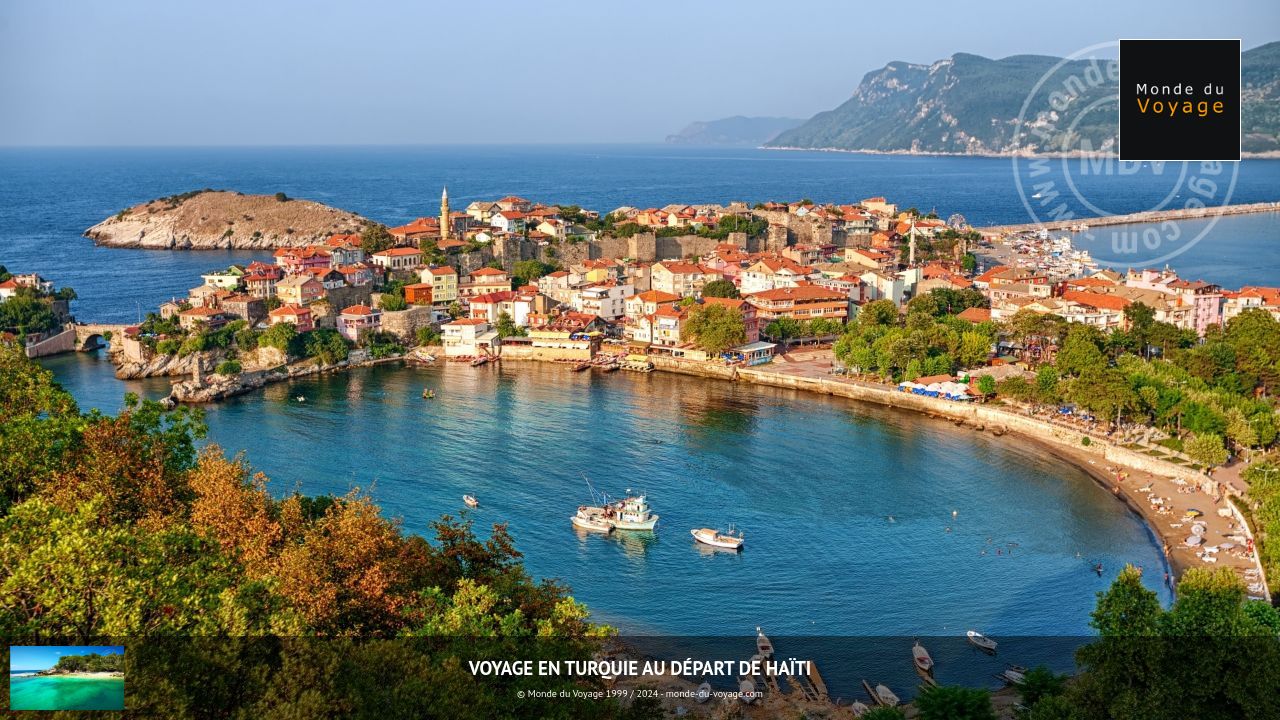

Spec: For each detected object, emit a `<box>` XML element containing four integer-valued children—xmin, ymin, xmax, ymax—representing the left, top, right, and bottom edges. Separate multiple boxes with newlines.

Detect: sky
<box><xmin>1</xmin><ymin>0</ymin><xmax>1276</xmax><ymax>146</ymax></box>
<box><xmin>9</xmin><ymin>646</ymin><xmax>125</xmax><ymax>671</ymax></box>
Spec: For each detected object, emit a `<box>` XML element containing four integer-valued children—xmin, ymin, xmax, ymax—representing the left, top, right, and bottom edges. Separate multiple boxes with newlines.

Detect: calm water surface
<box><xmin>42</xmin><ymin>351</ymin><xmax>1173</xmax><ymax>694</ymax></box>
<box><xmin>8</xmin><ymin>675</ymin><xmax>125</xmax><ymax>711</ymax></box>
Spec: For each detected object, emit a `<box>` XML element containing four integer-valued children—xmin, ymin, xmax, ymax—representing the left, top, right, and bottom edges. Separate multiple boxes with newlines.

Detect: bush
<box><xmin>274</xmin><ymin>192</ymin><xmax>289</xmax><ymax>202</ymax></box>
<box><xmin>215</xmin><ymin>360</ymin><xmax>242</xmax><ymax>376</ymax></box>
<box><xmin>156</xmin><ymin>338</ymin><xmax>181</xmax><ymax>355</ymax></box>
<box><xmin>1082</xmin><ymin>436</ymin><xmax>1092</xmax><ymax>446</ymax></box>
<box><xmin>415</xmin><ymin>326</ymin><xmax>441</xmax><ymax>346</ymax></box>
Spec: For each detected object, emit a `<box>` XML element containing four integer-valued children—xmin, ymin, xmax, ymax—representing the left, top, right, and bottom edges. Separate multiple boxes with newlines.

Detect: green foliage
<box><xmin>379</xmin><ymin>292</ymin><xmax>408</xmax><ymax>311</ymax></box>
<box><xmin>701</xmin><ymin>279</ymin><xmax>740</xmax><ymax>299</ymax></box>
<box><xmin>0</xmin><ymin>291</ymin><xmax>59</xmax><ymax>337</ymax></box>
<box><xmin>303</xmin><ymin>328</ymin><xmax>350</xmax><ymax>365</ymax></box>
<box><xmin>976</xmin><ymin>375</ymin><xmax>996</xmax><ymax>396</ymax></box>
<box><xmin>512</xmin><ymin>259</ymin><xmax>556</xmax><ymax>286</ymax></box>
<box><xmin>52</xmin><ymin>651</ymin><xmax>123</xmax><ymax>673</ymax></box>
<box><xmin>360</xmin><ymin>223</ymin><xmax>395</xmax><ymax>255</ymax></box>
<box><xmin>415</xmin><ymin>325</ymin><xmax>441</xmax><ymax>346</ymax></box>
<box><xmin>214</xmin><ymin>360</ymin><xmax>242</xmax><ymax>376</ymax></box>
<box><xmin>494</xmin><ymin>312</ymin><xmax>526</xmax><ymax>339</ymax></box>
<box><xmin>1185</xmin><ymin>432</ymin><xmax>1228</xmax><ymax>468</ymax></box>
<box><xmin>0</xmin><ymin>348</ymin><xmax>617</xmax><ymax>716</ymax></box>
<box><xmin>915</xmin><ymin>684</ymin><xmax>995</xmax><ymax>720</ymax></box>
<box><xmin>682</xmin><ymin>304</ymin><xmax>746</xmax><ymax>355</ymax></box>
<box><xmin>259</xmin><ymin>322</ymin><xmax>298</xmax><ymax>354</ymax></box>
<box><xmin>861</xmin><ymin>707</ymin><xmax>907</xmax><ymax>720</ymax></box>
<box><xmin>274</xmin><ymin>192</ymin><xmax>289</xmax><ymax>202</ymax></box>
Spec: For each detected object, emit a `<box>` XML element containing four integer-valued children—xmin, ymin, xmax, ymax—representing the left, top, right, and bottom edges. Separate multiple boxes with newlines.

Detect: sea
<box><xmin>4</xmin><ymin>146</ymin><xmax>1278</xmax><ymax>698</ymax></box>
<box><xmin>7</xmin><ymin>675</ymin><xmax>125</xmax><ymax>712</ymax></box>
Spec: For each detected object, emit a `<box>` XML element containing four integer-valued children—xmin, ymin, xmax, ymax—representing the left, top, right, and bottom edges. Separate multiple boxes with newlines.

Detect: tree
<box><xmin>302</xmin><ymin>329</ymin><xmax>349</xmax><ymax>365</ymax></box>
<box><xmin>360</xmin><ymin>223</ymin><xmax>395</xmax><ymax>255</ymax></box>
<box><xmin>1185</xmin><ymin>432</ymin><xmax>1228</xmax><ymax>469</ymax></box>
<box><xmin>915</xmin><ymin>685</ymin><xmax>995</xmax><ymax>720</ymax></box>
<box><xmin>494</xmin><ymin>312</ymin><xmax>526</xmax><ymax>339</ymax></box>
<box><xmin>512</xmin><ymin>259</ymin><xmax>555</xmax><ymax>286</ymax></box>
<box><xmin>682</xmin><ymin>304</ymin><xmax>746</xmax><ymax>355</ymax></box>
<box><xmin>214</xmin><ymin>360</ymin><xmax>242</xmax><ymax>376</ymax></box>
<box><xmin>764</xmin><ymin>318</ymin><xmax>802</xmax><ymax>344</ymax></box>
<box><xmin>961</xmin><ymin>252</ymin><xmax>977</xmax><ymax>273</ymax></box>
<box><xmin>859</xmin><ymin>299</ymin><xmax>899</xmax><ymax>327</ymax></box>
<box><xmin>976</xmin><ymin>374</ymin><xmax>996</xmax><ymax>397</ymax></box>
<box><xmin>259</xmin><ymin>322</ymin><xmax>297</xmax><ymax>354</ymax></box>
<box><xmin>701</xmin><ymin>279</ymin><xmax>740</xmax><ymax>299</ymax></box>
<box><xmin>1018</xmin><ymin>666</ymin><xmax>1067</xmax><ymax>708</ymax></box>
<box><xmin>274</xmin><ymin>192</ymin><xmax>290</xmax><ymax>202</ymax></box>
<box><xmin>416</xmin><ymin>326</ymin><xmax>441</xmax><ymax>346</ymax></box>
<box><xmin>379</xmin><ymin>293</ymin><xmax>407</xmax><ymax>312</ymax></box>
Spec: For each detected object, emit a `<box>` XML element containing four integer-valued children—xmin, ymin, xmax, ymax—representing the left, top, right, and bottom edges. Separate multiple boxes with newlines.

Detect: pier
<box><xmin>979</xmin><ymin>200</ymin><xmax>1280</xmax><ymax>235</ymax></box>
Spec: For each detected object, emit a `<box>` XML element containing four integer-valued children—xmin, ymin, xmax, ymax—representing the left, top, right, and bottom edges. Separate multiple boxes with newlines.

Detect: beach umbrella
<box><xmin>1185</xmin><ymin>509</ymin><xmax>1204</xmax><ymax>518</ymax></box>
<box><xmin>1184</xmin><ymin>535</ymin><xmax>1204</xmax><ymax>547</ymax></box>
<box><xmin>1220</xmin><ymin>542</ymin><xmax>1236</xmax><ymax>550</ymax></box>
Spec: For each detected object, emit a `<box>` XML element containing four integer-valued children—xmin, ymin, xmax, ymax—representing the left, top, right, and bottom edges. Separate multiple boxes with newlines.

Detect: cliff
<box><xmin>767</xmin><ymin>41</ymin><xmax>1280</xmax><ymax>155</ymax></box>
<box><xmin>84</xmin><ymin>190</ymin><xmax>368</xmax><ymax>250</ymax></box>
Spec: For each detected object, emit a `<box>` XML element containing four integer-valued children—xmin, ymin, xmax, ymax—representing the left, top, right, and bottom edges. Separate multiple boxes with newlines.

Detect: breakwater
<box><xmin>981</xmin><ymin>200</ymin><xmax>1280</xmax><ymax>234</ymax></box>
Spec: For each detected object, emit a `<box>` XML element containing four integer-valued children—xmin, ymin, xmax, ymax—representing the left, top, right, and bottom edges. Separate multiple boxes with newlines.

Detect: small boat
<box><xmin>422</xmin><ymin>389</ymin><xmax>435</xmax><ymax>399</ymax></box>
<box><xmin>470</xmin><ymin>356</ymin><xmax>489</xmax><ymax>367</ymax></box>
<box><xmin>967</xmin><ymin>630</ymin><xmax>998</xmax><ymax>653</ymax></box>
<box><xmin>912</xmin><ymin>641</ymin><xmax>934</xmax><ymax>674</ymax></box>
<box><xmin>875</xmin><ymin>684</ymin><xmax>900</xmax><ymax>707</ymax></box>
<box><xmin>998</xmin><ymin>667</ymin><xmax>1027</xmax><ymax>685</ymax></box>
<box><xmin>691</xmin><ymin>526</ymin><xmax>744</xmax><ymax>550</ymax></box>
<box><xmin>463</xmin><ymin>494</ymin><xmax>479</xmax><ymax>508</ymax></box>
<box><xmin>756</xmin><ymin>627</ymin><xmax>774</xmax><ymax>658</ymax></box>
<box><xmin>695</xmin><ymin>681</ymin><xmax>711</xmax><ymax>704</ymax></box>
<box><xmin>850</xmin><ymin>700</ymin><xmax>871</xmax><ymax>716</ymax></box>
<box><xmin>295</xmin><ymin>395</ymin><xmax>306</xmax><ymax>403</ymax></box>
<box><xmin>571</xmin><ymin>507</ymin><xmax>614</xmax><ymax>534</ymax></box>
<box><xmin>738</xmin><ymin>676</ymin><xmax>757</xmax><ymax>704</ymax></box>
<box><xmin>573</xmin><ymin>362</ymin><xmax>591</xmax><ymax>372</ymax></box>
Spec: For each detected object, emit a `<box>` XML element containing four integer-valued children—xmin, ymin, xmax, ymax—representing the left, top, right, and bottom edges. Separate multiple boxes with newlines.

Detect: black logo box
<box><xmin>1119</xmin><ymin>39</ymin><xmax>1241</xmax><ymax>161</ymax></box>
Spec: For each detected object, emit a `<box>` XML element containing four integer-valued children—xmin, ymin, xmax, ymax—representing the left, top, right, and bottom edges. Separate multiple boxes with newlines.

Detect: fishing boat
<box><xmin>695</xmin><ymin>681</ymin><xmax>711</xmax><ymax>704</ymax></box>
<box><xmin>573</xmin><ymin>362</ymin><xmax>591</xmax><ymax>372</ymax></box>
<box><xmin>912</xmin><ymin>641</ymin><xmax>934</xmax><ymax>673</ymax></box>
<box><xmin>691</xmin><ymin>526</ymin><xmax>744</xmax><ymax>550</ymax></box>
<box><xmin>463</xmin><ymin>494</ymin><xmax>479</xmax><ymax>508</ymax></box>
<box><xmin>967</xmin><ymin>630</ymin><xmax>998</xmax><ymax>653</ymax></box>
<box><xmin>470</xmin><ymin>356</ymin><xmax>489</xmax><ymax>367</ymax></box>
<box><xmin>571</xmin><ymin>506</ymin><xmax>614</xmax><ymax>534</ymax></box>
<box><xmin>607</xmin><ymin>493</ymin><xmax>659</xmax><ymax>531</ymax></box>
<box><xmin>756</xmin><ymin>627</ymin><xmax>773</xmax><ymax>658</ymax></box>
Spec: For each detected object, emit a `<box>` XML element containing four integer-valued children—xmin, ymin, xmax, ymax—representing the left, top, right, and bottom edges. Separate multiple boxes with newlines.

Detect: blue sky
<box><xmin>9</xmin><ymin>646</ymin><xmax>124</xmax><ymax>671</ymax></box>
<box><xmin>0</xmin><ymin>0</ymin><xmax>1276</xmax><ymax>145</ymax></box>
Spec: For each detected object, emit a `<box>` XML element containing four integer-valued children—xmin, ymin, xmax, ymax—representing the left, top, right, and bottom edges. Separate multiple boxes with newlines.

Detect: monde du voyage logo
<box><xmin>1120</xmin><ymin>39</ymin><xmax>1241</xmax><ymax>161</ymax></box>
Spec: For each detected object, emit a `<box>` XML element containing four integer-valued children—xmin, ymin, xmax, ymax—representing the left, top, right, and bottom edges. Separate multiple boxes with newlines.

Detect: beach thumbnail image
<box><xmin>8</xmin><ymin>645</ymin><xmax>125</xmax><ymax>711</ymax></box>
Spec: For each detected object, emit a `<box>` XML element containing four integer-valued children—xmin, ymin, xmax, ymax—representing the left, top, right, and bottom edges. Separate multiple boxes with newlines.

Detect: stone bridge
<box><xmin>74</xmin><ymin>322</ymin><xmax>132</xmax><ymax>351</ymax></box>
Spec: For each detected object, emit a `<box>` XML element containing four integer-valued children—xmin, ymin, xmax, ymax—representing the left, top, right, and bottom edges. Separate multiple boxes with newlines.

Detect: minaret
<box><xmin>440</xmin><ymin>186</ymin><xmax>451</xmax><ymax>241</ymax></box>
<box><xmin>908</xmin><ymin>217</ymin><xmax>917</xmax><ymax>266</ymax></box>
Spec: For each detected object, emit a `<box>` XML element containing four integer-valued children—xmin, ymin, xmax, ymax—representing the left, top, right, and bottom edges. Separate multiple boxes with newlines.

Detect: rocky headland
<box><xmin>84</xmin><ymin>189</ymin><xmax>368</xmax><ymax>250</ymax></box>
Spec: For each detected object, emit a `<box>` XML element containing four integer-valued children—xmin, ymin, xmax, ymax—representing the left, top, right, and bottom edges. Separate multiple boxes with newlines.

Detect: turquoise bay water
<box><xmin>8</xmin><ymin>675</ymin><xmax>125</xmax><ymax>711</ymax></box>
<box><xmin>43</xmin><ymin>352</ymin><xmax>1173</xmax><ymax>695</ymax></box>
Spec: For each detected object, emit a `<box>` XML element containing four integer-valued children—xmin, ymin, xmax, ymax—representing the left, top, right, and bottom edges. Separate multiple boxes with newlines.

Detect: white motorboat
<box><xmin>967</xmin><ymin>630</ymin><xmax>998</xmax><ymax>653</ymax></box>
<box><xmin>875</xmin><ymin>684</ymin><xmax>899</xmax><ymax>706</ymax></box>
<box><xmin>462</xmin><ymin>494</ymin><xmax>479</xmax><ymax>508</ymax></box>
<box><xmin>756</xmin><ymin>626</ymin><xmax>774</xmax><ymax>658</ymax></box>
<box><xmin>912</xmin><ymin>641</ymin><xmax>934</xmax><ymax>673</ymax></box>
<box><xmin>571</xmin><ymin>506</ymin><xmax>614</xmax><ymax>534</ymax></box>
<box><xmin>695</xmin><ymin>681</ymin><xmax>711</xmax><ymax>704</ymax></box>
<box><xmin>691</xmin><ymin>526</ymin><xmax>744</xmax><ymax>550</ymax></box>
<box><xmin>850</xmin><ymin>700</ymin><xmax>871</xmax><ymax>716</ymax></box>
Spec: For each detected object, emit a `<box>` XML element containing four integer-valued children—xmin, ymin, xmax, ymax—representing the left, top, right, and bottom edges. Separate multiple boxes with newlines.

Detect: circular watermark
<box><xmin>1010</xmin><ymin>41</ymin><xmax>1238</xmax><ymax>268</ymax></box>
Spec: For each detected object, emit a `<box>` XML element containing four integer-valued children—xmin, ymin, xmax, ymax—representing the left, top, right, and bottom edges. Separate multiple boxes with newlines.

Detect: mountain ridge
<box><xmin>764</xmin><ymin>42</ymin><xmax>1280</xmax><ymax>155</ymax></box>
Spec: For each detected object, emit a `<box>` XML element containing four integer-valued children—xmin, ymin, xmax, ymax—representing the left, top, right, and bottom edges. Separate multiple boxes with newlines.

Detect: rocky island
<box><xmin>84</xmin><ymin>189</ymin><xmax>368</xmax><ymax>250</ymax></box>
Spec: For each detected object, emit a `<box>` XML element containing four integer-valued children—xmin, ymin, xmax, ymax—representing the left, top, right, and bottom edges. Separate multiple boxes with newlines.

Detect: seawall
<box><xmin>980</xmin><ymin>201</ymin><xmax>1280</xmax><ymax>234</ymax></box>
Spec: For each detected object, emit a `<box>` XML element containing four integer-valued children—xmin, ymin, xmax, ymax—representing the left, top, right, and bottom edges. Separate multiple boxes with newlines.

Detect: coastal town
<box><xmin>4</xmin><ymin>189</ymin><xmax>1280</xmax><ymax>716</ymax></box>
